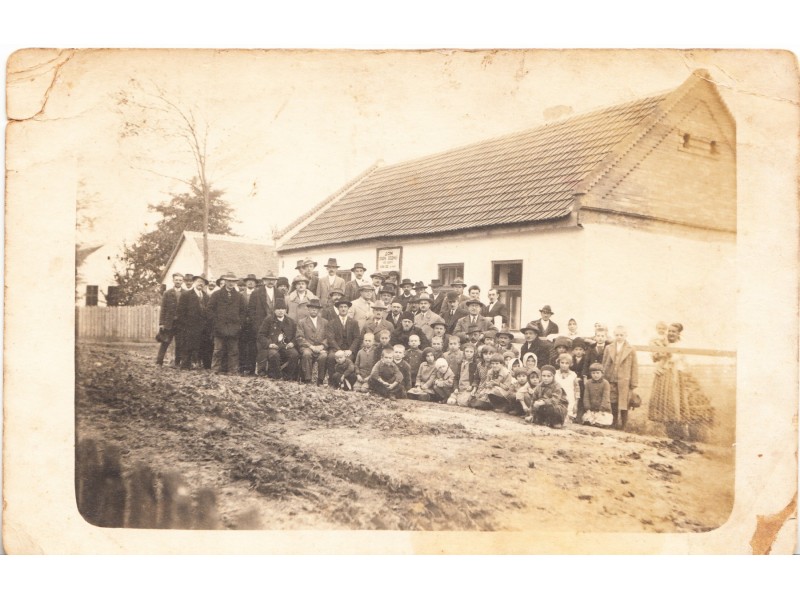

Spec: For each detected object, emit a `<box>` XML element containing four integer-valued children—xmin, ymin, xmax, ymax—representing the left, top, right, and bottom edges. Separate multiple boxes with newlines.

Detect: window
<box><xmin>86</xmin><ymin>285</ymin><xmax>99</xmax><ymax>307</ymax></box>
<box><xmin>106</xmin><ymin>286</ymin><xmax>120</xmax><ymax>307</ymax></box>
<box><xmin>492</xmin><ymin>261</ymin><xmax>522</xmax><ymax>329</ymax></box>
<box><xmin>438</xmin><ymin>263</ymin><xmax>464</xmax><ymax>287</ymax></box>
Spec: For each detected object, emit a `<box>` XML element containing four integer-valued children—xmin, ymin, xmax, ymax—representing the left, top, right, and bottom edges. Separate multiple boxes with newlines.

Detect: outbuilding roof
<box><xmin>279</xmin><ymin>70</ymin><xmax>732</xmax><ymax>251</ymax></box>
<box><xmin>162</xmin><ymin>231</ymin><xmax>278</xmax><ymax>281</ymax></box>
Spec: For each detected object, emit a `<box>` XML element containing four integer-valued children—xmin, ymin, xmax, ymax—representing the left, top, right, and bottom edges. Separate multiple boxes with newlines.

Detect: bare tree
<box><xmin>114</xmin><ymin>79</ymin><xmax>216</xmax><ymax>275</ymax></box>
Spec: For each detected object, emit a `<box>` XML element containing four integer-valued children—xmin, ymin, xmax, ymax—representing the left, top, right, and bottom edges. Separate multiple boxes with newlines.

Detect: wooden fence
<box><xmin>76</xmin><ymin>305</ymin><xmax>161</xmax><ymax>342</ymax></box>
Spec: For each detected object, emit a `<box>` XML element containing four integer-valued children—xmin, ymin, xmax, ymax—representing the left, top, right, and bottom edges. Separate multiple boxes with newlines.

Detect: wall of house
<box><xmin>279</xmin><ymin>219</ymin><xmax>735</xmax><ymax>351</ymax></box>
<box><xmin>76</xmin><ymin>245</ymin><xmax>120</xmax><ymax>307</ymax></box>
<box><xmin>160</xmin><ymin>241</ymin><xmax>204</xmax><ymax>287</ymax></box>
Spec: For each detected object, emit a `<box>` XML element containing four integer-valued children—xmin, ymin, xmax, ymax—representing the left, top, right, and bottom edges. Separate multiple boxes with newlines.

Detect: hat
<box><xmin>371</xmin><ymin>300</ymin><xmax>387</xmax><ymax>311</ymax></box>
<box><xmin>539</xmin><ymin>304</ymin><xmax>554</xmax><ymax>315</ymax></box>
<box><xmin>262</xmin><ymin>270</ymin><xmax>278</xmax><ymax>280</ymax></box>
<box><xmin>407</xmin><ymin>296</ymin><xmax>420</xmax><ymax>304</ymax></box>
<box><xmin>334</xmin><ymin>298</ymin><xmax>352</xmax><ymax>308</ymax></box>
<box><xmin>496</xmin><ymin>330</ymin><xmax>514</xmax><ymax>339</ymax></box>
<box><xmin>324</xmin><ymin>258</ymin><xmax>339</xmax><ymax>268</ymax></box>
<box><xmin>465</xmin><ymin>298</ymin><xmax>483</xmax><ymax>307</ymax></box>
<box><xmin>446</xmin><ymin>291</ymin><xmax>460</xmax><ymax>301</ymax></box>
<box><xmin>215</xmin><ymin>277</ymin><xmax>224</xmax><ymax>287</ymax></box>
<box><xmin>243</xmin><ymin>273</ymin><xmax>258</xmax><ymax>282</ymax></box>
<box><xmin>430</xmin><ymin>278</ymin><xmax>442</xmax><ymax>288</ymax></box>
<box><xmin>193</xmin><ymin>274</ymin><xmax>209</xmax><ymax>283</ymax></box>
<box><xmin>502</xmin><ymin>350</ymin><xmax>516</xmax><ymax>359</ymax></box>
<box><xmin>293</xmin><ymin>274</ymin><xmax>309</xmax><ymax>284</ymax></box>
<box><xmin>512</xmin><ymin>366</ymin><xmax>528</xmax><ymax>377</ymax></box>
<box><xmin>328</xmin><ymin>289</ymin><xmax>344</xmax><ymax>298</ymax></box>
<box><xmin>571</xmin><ymin>337</ymin><xmax>586</xmax><ymax>349</ymax></box>
<box><xmin>302</xmin><ymin>258</ymin><xmax>318</xmax><ymax>268</ymax></box>
<box><xmin>400</xmin><ymin>278</ymin><xmax>413</xmax><ymax>287</ymax></box>
<box><xmin>274</xmin><ymin>298</ymin><xmax>287</xmax><ymax>311</ymax></box>
<box><xmin>417</xmin><ymin>293</ymin><xmax>431</xmax><ymax>302</ymax></box>
<box><xmin>307</xmin><ymin>298</ymin><xmax>322</xmax><ymax>309</ymax></box>
<box><xmin>434</xmin><ymin>357</ymin><xmax>449</xmax><ymax>369</ymax></box>
<box><xmin>294</xmin><ymin>259</ymin><xmax>305</xmax><ymax>270</ymax></box>
<box><xmin>400</xmin><ymin>311</ymin><xmax>415</xmax><ymax>322</ymax></box>
<box><xmin>370</xmin><ymin>272</ymin><xmax>385</xmax><ymax>280</ymax></box>
<box><xmin>483</xmin><ymin>330</ymin><xmax>497</xmax><ymax>339</ymax></box>
<box><xmin>276</xmin><ymin>276</ymin><xmax>290</xmax><ymax>288</ymax></box>
<box><xmin>527</xmin><ymin>367</ymin><xmax>541</xmax><ymax>378</ymax></box>
<box><xmin>540</xmin><ymin>365</ymin><xmax>556</xmax><ymax>375</ymax></box>
<box><xmin>467</xmin><ymin>324</ymin><xmax>481</xmax><ymax>334</ymax></box>
<box><xmin>589</xmin><ymin>362</ymin><xmax>604</xmax><ymax>372</ymax></box>
<box><xmin>184</xmin><ymin>273</ymin><xmax>194</xmax><ymax>281</ymax></box>
<box><xmin>553</xmin><ymin>336</ymin><xmax>572</xmax><ymax>349</ymax></box>
<box><xmin>520</xmin><ymin>324</ymin><xmax>540</xmax><ymax>335</ymax></box>
<box><xmin>451</xmin><ymin>277</ymin><xmax>466</xmax><ymax>287</ymax></box>
<box><xmin>380</xmin><ymin>285</ymin><xmax>396</xmax><ymax>295</ymax></box>
<box><xmin>351</xmin><ymin>262</ymin><xmax>366</xmax><ymax>272</ymax></box>
<box><xmin>414</xmin><ymin>281</ymin><xmax>427</xmax><ymax>290</ymax></box>
<box><xmin>457</xmin><ymin>333</ymin><xmax>468</xmax><ymax>344</ymax></box>
<box><xmin>221</xmin><ymin>271</ymin><xmax>238</xmax><ymax>281</ymax></box>
<box><xmin>359</xmin><ymin>282</ymin><xmax>374</xmax><ymax>291</ymax></box>
<box><xmin>489</xmin><ymin>353</ymin><xmax>505</xmax><ymax>364</ymax></box>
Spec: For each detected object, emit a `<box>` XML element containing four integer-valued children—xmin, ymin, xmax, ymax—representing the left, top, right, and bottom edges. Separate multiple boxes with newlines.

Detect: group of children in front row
<box><xmin>328</xmin><ymin>323</ymin><xmax>616</xmax><ymax>430</ymax></box>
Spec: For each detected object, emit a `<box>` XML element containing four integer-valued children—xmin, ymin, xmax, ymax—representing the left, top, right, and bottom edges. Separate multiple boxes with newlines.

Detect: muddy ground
<box><xmin>75</xmin><ymin>342</ymin><xmax>734</xmax><ymax>532</ymax></box>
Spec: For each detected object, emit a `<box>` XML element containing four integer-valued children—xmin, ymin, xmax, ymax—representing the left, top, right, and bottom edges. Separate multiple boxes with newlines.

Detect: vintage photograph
<box><xmin>4</xmin><ymin>48</ymin><xmax>798</xmax><ymax>552</ymax></box>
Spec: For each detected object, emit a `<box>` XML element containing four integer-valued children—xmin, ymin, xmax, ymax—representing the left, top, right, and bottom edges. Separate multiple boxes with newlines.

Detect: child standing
<box><xmin>368</xmin><ymin>347</ymin><xmax>406</xmax><ymax>399</ymax></box>
<box><xmin>443</xmin><ymin>336</ymin><xmax>464</xmax><ymax>377</ymax></box>
<box><xmin>570</xmin><ymin>337</ymin><xmax>588</xmax><ymax>422</ymax></box>
<box><xmin>329</xmin><ymin>350</ymin><xmax>357</xmax><ymax>390</ymax></box>
<box><xmin>430</xmin><ymin>336</ymin><xmax>445</xmax><ymax>361</ymax></box>
<box><xmin>405</xmin><ymin>334</ymin><xmax>424</xmax><ymax>386</ymax></box>
<box><xmin>555</xmin><ymin>352</ymin><xmax>581</xmax><ymax>423</ymax></box>
<box><xmin>601</xmin><ymin>325</ymin><xmax>639</xmax><ymax>430</ymax></box>
<box><xmin>530</xmin><ymin>365</ymin><xmax>568</xmax><ymax>428</ymax></box>
<box><xmin>448</xmin><ymin>342</ymin><xmax>478</xmax><ymax>406</ymax></box>
<box><xmin>353</xmin><ymin>332</ymin><xmax>378</xmax><ymax>392</ymax></box>
<box><xmin>582</xmin><ymin>362</ymin><xmax>613</xmax><ymax>427</ymax></box>
<box><xmin>392</xmin><ymin>344</ymin><xmax>412</xmax><ymax>396</ymax></box>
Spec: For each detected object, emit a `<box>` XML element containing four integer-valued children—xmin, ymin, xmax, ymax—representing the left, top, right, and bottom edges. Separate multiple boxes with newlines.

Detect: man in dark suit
<box><xmin>207</xmin><ymin>272</ymin><xmax>246</xmax><ymax>374</ymax></box>
<box><xmin>257</xmin><ymin>298</ymin><xmax>299</xmax><ymax>380</ymax></box>
<box><xmin>528</xmin><ymin>304</ymin><xmax>559</xmax><ymax>341</ymax></box>
<box><xmin>253</xmin><ymin>270</ymin><xmax>282</xmax><ymax>328</ymax></box>
<box><xmin>176</xmin><ymin>274</ymin><xmax>210</xmax><ymax>369</ymax></box>
<box><xmin>296</xmin><ymin>298</ymin><xmax>328</xmax><ymax>385</ymax></box>
<box><xmin>518</xmin><ymin>324</ymin><xmax>553</xmax><ymax>371</ymax></box>
<box><xmin>386</xmin><ymin>298</ymin><xmax>404</xmax><ymax>330</ymax></box>
<box><xmin>239</xmin><ymin>274</ymin><xmax>260</xmax><ymax>375</ymax></box>
<box><xmin>429</xmin><ymin>279</ymin><xmax>446</xmax><ymax>315</ymax></box>
<box><xmin>325</xmin><ymin>298</ymin><xmax>361</xmax><ymax>380</ymax></box>
<box><xmin>156</xmin><ymin>272</ymin><xmax>185</xmax><ymax>366</ymax></box>
<box><xmin>453</xmin><ymin>299</ymin><xmax>498</xmax><ymax>338</ymax></box>
<box><xmin>441</xmin><ymin>291</ymin><xmax>469</xmax><ymax>334</ymax></box>
<box><xmin>484</xmin><ymin>287</ymin><xmax>510</xmax><ymax>327</ymax></box>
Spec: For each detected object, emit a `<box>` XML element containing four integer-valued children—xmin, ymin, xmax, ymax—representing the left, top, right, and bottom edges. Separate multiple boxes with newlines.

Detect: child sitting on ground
<box><xmin>448</xmin><ymin>342</ymin><xmax>478</xmax><ymax>406</ymax></box>
<box><xmin>506</xmin><ymin>367</ymin><xmax>530</xmax><ymax>416</ymax></box>
<box><xmin>427</xmin><ymin>357</ymin><xmax>455</xmax><ymax>403</ymax></box>
<box><xmin>473</xmin><ymin>353</ymin><xmax>514</xmax><ymax>411</ymax></box>
<box><xmin>555</xmin><ymin>352</ymin><xmax>581</xmax><ymax>423</ymax></box>
<box><xmin>407</xmin><ymin>347</ymin><xmax>437</xmax><ymax>400</ymax></box>
<box><xmin>581</xmin><ymin>362</ymin><xmax>613</xmax><ymax>427</ymax></box>
<box><xmin>353</xmin><ymin>332</ymin><xmax>377</xmax><ymax>392</ymax></box>
<box><xmin>329</xmin><ymin>350</ymin><xmax>357</xmax><ymax>390</ymax></box>
<box><xmin>368</xmin><ymin>347</ymin><xmax>405</xmax><ymax>399</ymax></box>
<box><xmin>516</xmin><ymin>368</ymin><xmax>541</xmax><ymax>417</ymax></box>
<box><xmin>529</xmin><ymin>365</ymin><xmax>568</xmax><ymax>428</ymax></box>
<box><xmin>405</xmin><ymin>334</ymin><xmax>424</xmax><ymax>387</ymax></box>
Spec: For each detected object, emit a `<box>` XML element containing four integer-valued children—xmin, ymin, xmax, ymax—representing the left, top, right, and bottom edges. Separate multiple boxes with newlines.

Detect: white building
<box><xmin>76</xmin><ymin>243</ymin><xmax>121</xmax><ymax>306</ymax></box>
<box><xmin>276</xmin><ymin>70</ymin><xmax>736</xmax><ymax>350</ymax></box>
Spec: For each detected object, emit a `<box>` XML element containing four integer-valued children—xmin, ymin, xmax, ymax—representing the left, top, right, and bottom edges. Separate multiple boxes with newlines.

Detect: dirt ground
<box><xmin>75</xmin><ymin>341</ymin><xmax>735</xmax><ymax>532</ymax></box>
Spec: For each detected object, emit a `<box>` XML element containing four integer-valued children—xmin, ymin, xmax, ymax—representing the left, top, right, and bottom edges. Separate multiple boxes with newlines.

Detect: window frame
<box><xmin>491</xmin><ymin>260</ymin><xmax>523</xmax><ymax>330</ymax></box>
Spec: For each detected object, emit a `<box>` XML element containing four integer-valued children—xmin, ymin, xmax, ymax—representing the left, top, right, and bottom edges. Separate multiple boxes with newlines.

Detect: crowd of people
<box><xmin>156</xmin><ymin>258</ymin><xmax>713</xmax><ymax>437</ymax></box>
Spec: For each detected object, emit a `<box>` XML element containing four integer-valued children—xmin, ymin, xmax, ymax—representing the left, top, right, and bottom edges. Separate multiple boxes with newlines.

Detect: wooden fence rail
<box><xmin>76</xmin><ymin>305</ymin><xmax>161</xmax><ymax>342</ymax></box>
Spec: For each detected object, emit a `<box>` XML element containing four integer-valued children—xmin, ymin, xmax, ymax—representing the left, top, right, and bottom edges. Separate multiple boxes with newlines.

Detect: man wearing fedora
<box><xmin>370</xmin><ymin>271</ymin><xmax>386</xmax><ymax>299</ymax></box>
<box><xmin>253</xmin><ymin>270</ymin><xmax>282</xmax><ymax>330</ymax></box>
<box><xmin>238</xmin><ymin>274</ymin><xmax>260</xmax><ymax>375</ymax></box>
<box><xmin>207</xmin><ymin>272</ymin><xmax>247</xmax><ymax>375</ymax></box>
<box><xmin>449</xmin><ymin>277</ymin><xmax>469</xmax><ymax>307</ymax></box>
<box><xmin>287</xmin><ymin>274</ymin><xmax>319</xmax><ymax>323</ymax></box>
<box><xmin>344</xmin><ymin>262</ymin><xmax>368</xmax><ymax>301</ymax></box>
<box><xmin>325</xmin><ymin>298</ymin><xmax>361</xmax><ymax>380</ymax></box>
<box><xmin>176</xmin><ymin>274</ymin><xmax>211</xmax><ymax>370</ymax></box>
<box><xmin>300</xmin><ymin>257</ymin><xmax>320</xmax><ymax>296</ymax></box>
<box><xmin>321</xmin><ymin>289</ymin><xmax>345</xmax><ymax>322</ymax></box>
<box><xmin>348</xmin><ymin>283</ymin><xmax>375</xmax><ymax>330</ymax></box>
<box><xmin>528</xmin><ymin>305</ymin><xmax>560</xmax><ymax>341</ymax></box>
<box><xmin>296</xmin><ymin>298</ymin><xmax>329</xmax><ymax>385</ymax></box>
<box><xmin>441</xmin><ymin>291</ymin><xmax>469</xmax><ymax>335</ymax></box>
<box><xmin>396</xmin><ymin>278</ymin><xmax>416</xmax><ymax>310</ymax></box>
<box><xmin>414</xmin><ymin>293</ymin><xmax>445</xmax><ymax>340</ymax></box>
<box><xmin>361</xmin><ymin>300</ymin><xmax>395</xmax><ymax>338</ymax></box>
<box><xmin>453</xmin><ymin>299</ymin><xmax>497</xmax><ymax>338</ymax></box>
<box><xmin>257</xmin><ymin>297</ymin><xmax>299</xmax><ymax>380</ymax></box>
<box><xmin>316</xmin><ymin>258</ymin><xmax>346</xmax><ymax>306</ymax></box>
<box><xmin>156</xmin><ymin>272</ymin><xmax>185</xmax><ymax>367</ymax></box>
<box><xmin>429</xmin><ymin>279</ymin><xmax>446</xmax><ymax>315</ymax></box>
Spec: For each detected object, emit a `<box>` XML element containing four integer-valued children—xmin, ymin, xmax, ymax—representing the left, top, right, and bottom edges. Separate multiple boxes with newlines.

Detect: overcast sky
<box><xmin>5</xmin><ymin>48</ymin><xmax>794</xmax><ymax>251</ymax></box>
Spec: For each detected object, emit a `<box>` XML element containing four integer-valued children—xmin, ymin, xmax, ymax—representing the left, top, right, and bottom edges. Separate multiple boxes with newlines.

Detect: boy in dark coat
<box><xmin>368</xmin><ymin>347</ymin><xmax>406</xmax><ymax>399</ymax></box>
<box><xmin>530</xmin><ymin>365</ymin><xmax>568</xmax><ymax>428</ymax></box>
<box><xmin>582</xmin><ymin>362</ymin><xmax>613</xmax><ymax>427</ymax></box>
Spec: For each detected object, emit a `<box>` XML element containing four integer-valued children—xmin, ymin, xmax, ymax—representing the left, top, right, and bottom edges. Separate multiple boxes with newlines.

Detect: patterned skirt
<box><xmin>648</xmin><ymin>366</ymin><xmax>714</xmax><ymax>426</ymax></box>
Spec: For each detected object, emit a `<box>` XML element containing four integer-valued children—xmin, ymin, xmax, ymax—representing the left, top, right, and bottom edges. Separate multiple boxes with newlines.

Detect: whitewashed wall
<box><xmin>160</xmin><ymin>241</ymin><xmax>204</xmax><ymax>287</ymax></box>
<box><xmin>76</xmin><ymin>244</ymin><xmax>120</xmax><ymax>307</ymax></box>
<box><xmin>279</xmin><ymin>222</ymin><xmax>735</xmax><ymax>350</ymax></box>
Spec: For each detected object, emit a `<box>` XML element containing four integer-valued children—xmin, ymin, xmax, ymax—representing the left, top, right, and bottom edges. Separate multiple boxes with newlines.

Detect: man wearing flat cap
<box><xmin>316</xmin><ymin>258</ymin><xmax>346</xmax><ymax>306</ymax></box>
<box><xmin>207</xmin><ymin>271</ymin><xmax>247</xmax><ymax>374</ymax></box>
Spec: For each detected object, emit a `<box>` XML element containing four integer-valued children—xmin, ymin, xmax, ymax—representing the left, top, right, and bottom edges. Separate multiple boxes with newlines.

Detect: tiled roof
<box><xmin>183</xmin><ymin>231</ymin><xmax>278</xmax><ymax>278</ymax></box>
<box><xmin>280</xmin><ymin>91</ymin><xmax>669</xmax><ymax>251</ymax></box>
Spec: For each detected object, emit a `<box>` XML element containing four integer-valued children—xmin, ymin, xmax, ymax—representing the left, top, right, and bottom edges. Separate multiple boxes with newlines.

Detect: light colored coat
<box><xmin>316</xmin><ymin>274</ymin><xmax>347</xmax><ymax>306</ymax></box>
<box><xmin>601</xmin><ymin>341</ymin><xmax>639</xmax><ymax>410</ymax></box>
<box><xmin>414</xmin><ymin>309</ymin><xmax>445</xmax><ymax>340</ymax></box>
<box><xmin>286</xmin><ymin>289</ymin><xmax>318</xmax><ymax>323</ymax></box>
<box><xmin>348</xmin><ymin>297</ymin><xmax>373</xmax><ymax>330</ymax></box>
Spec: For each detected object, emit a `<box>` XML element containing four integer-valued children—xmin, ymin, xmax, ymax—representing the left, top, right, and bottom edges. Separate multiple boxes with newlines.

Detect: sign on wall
<box><xmin>376</xmin><ymin>246</ymin><xmax>402</xmax><ymax>276</ymax></box>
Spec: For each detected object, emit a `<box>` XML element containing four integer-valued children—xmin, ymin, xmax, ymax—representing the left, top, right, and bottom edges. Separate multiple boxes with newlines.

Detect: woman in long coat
<box><xmin>648</xmin><ymin>323</ymin><xmax>714</xmax><ymax>441</ymax></box>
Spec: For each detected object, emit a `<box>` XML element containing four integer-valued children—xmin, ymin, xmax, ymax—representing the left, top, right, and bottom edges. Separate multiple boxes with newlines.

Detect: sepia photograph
<box><xmin>4</xmin><ymin>48</ymin><xmax>798</xmax><ymax>553</ymax></box>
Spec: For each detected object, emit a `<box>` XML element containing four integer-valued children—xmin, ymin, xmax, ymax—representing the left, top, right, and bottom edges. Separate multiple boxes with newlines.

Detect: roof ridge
<box><xmin>183</xmin><ymin>231</ymin><xmax>273</xmax><ymax>246</ymax></box>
